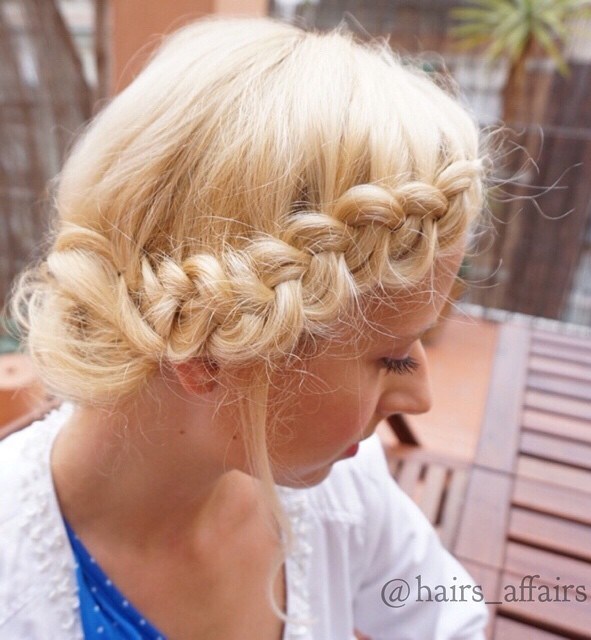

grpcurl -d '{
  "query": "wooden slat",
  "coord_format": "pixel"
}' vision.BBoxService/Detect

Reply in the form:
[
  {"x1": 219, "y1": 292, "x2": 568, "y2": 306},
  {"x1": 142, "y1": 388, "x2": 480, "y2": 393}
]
[
  {"x1": 475, "y1": 324, "x2": 531, "y2": 472},
  {"x1": 478, "y1": 321, "x2": 591, "y2": 637},
  {"x1": 520, "y1": 431, "x2": 591, "y2": 470},
  {"x1": 457, "y1": 559, "x2": 501, "y2": 640},
  {"x1": 394, "y1": 460, "x2": 422, "y2": 497},
  {"x1": 494, "y1": 616, "x2": 572, "y2": 639},
  {"x1": 461, "y1": 561, "x2": 502, "y2": 607},
  {"x1": 524, "y1": 390, "x2": 591, "y2": 422},
  {"x1": 517, "y1": 455, "x2": 591, "y2": 492},
  {"x1": 532, "y1": 330, "x2": 591, "y2": 352},
  {"x1": 498, "y1": 568, "x2": 591, "y2": 639},
  {"x1": 522, "y1": 409, "x2": 591, "y2": 443},
  {"x1": 438, "y1": 468, "x2": 469, "y2": 550},
  {"x1": 417, "y1": 464, "x2": 447, "y2": 523},
  {"x1": 454, "y1": 468, "x2": 513, "y2": 568},
  {"x1": 529, "y1": 354, "x2": 591, "y2": 384},
  {"x1": 530, "y1": 341, "x2": 591, "y2": 367},
  {"x1": 513, "y1": 477, "x2": 591, "y2": 525},
  {"x1": 504, "y1": 542, "x2": 590, "y2": 603},
  {"x1": 388, "y1": 413, "x2": 420, "y2": 445},
  {"x1": 508, "y1": 507, "x2": 591, "y2": 563},
  {"x1": 505, "y1": 542, "x2": 591, "y2": 604},
  {"x1": 390, "y1": 445, "x2": 470, "y2": 469},
  {"x1": 527, "y1": 372, "x2": 591, "y2": 402}
]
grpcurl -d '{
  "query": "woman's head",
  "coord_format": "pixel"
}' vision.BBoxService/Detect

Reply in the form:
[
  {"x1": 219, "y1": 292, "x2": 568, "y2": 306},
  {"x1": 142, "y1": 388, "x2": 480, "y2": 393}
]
[{"x1": 12, "y1": 16, "x2": 487, "y2": 406}]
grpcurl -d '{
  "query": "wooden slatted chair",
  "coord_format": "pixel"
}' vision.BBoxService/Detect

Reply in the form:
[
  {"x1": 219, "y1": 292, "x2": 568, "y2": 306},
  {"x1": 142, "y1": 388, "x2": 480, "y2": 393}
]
[{"x1": 387, "y1": 445, "x2": 471, "y2": 550}]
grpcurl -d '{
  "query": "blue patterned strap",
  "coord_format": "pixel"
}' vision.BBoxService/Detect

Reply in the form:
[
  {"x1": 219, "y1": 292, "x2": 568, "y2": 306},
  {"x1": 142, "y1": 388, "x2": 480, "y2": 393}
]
[{"x1": 64, "y1": 519, "x2": 166, "y2": 640}]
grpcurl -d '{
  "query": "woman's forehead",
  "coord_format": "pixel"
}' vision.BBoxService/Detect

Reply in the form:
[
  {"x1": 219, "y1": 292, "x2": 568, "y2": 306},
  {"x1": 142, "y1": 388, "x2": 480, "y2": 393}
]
[
  {"x1": 366, "y1": 250, "x2": 462, "y2": 327},
  {"x1": 362, "y1": 291, "x2": 445, "y2": 342},
  {"x1": 306, "y1": 292, "x2": 443, "y2": 363}
]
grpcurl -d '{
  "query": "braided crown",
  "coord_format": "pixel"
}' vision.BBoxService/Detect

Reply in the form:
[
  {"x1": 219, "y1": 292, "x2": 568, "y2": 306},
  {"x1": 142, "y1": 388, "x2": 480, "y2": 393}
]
[{"x1": 48, "y1": 159, "x2": 481, "y2": 367}]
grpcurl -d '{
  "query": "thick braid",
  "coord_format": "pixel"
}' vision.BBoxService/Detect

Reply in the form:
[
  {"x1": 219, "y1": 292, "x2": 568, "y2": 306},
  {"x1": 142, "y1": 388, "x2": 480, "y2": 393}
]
[
  {"x1": 45, "y1": 159, "x2": 478, "y2": 372},
  {"x1": 141, "y1": 254, "x2": 232, "y2": 358},
  {"x1": 191, "y1": 162, "x2": 476, "y2": 358},
  {"x1": 138, "y1": 237, "x2": 355, "y2": 363}
]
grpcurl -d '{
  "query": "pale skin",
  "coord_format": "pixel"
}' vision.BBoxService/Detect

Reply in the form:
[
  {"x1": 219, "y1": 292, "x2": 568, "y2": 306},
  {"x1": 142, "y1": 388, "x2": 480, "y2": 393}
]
[{"x1": 50, "y1": 246, "x2": 464, "y2": 640}]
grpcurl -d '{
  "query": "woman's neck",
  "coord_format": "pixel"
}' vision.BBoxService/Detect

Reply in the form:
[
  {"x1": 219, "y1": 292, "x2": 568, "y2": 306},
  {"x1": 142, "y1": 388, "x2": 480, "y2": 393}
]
[{"x1": 50, "y1": 374, "x2": 265, "y2": 555}]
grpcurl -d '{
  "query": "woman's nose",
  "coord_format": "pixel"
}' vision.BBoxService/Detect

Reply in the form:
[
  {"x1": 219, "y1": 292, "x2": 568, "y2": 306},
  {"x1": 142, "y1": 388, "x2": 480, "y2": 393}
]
[{"x1": 379, "y1": 341, "x2": 433, "y2": 417}]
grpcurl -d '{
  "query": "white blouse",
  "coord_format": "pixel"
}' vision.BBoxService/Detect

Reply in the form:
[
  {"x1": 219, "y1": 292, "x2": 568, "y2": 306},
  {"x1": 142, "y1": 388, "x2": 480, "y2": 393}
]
[{"x1": 0, "y1": 403, "x2": 487, "y2": 639}]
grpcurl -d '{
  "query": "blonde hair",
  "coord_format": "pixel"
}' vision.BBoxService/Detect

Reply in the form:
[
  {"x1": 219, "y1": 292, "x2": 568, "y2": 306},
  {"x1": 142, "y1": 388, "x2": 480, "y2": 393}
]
[{"x1": 10, "y1": 16, "x2": 490, "y2": 626}]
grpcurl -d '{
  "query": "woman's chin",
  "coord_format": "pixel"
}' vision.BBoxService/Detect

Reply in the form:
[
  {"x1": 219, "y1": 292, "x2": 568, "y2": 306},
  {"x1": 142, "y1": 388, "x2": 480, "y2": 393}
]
[{"x1": 273, "y1": 463, "x2": 335, "y2": 489}]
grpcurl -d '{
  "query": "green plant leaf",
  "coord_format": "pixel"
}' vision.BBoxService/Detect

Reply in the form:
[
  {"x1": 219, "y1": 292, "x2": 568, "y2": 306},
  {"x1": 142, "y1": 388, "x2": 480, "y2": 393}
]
[
  {"x1": 449, "y1": 0, "x2": 590, "y2": 75},
  {"x1": 532, "y1": 22, "x2": 570, "y2": 75}
]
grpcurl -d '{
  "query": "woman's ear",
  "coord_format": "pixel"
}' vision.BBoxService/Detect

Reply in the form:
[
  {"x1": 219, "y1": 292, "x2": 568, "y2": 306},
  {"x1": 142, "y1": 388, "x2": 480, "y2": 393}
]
[{"x1": 173, "y1": 358, "x2": 219, "y2": 395}]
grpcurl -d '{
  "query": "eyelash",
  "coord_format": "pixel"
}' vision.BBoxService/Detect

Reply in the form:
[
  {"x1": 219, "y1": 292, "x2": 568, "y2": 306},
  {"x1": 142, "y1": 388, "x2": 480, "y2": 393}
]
[{"x1": 381, "y1": 356, "x2": 420, "y2": 375}]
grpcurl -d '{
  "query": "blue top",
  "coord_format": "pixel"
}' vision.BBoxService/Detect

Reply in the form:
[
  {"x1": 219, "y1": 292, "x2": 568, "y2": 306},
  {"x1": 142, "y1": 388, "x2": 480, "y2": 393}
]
[{"x1": 64, "y1": 519, "x2": 166, "y2": 640}]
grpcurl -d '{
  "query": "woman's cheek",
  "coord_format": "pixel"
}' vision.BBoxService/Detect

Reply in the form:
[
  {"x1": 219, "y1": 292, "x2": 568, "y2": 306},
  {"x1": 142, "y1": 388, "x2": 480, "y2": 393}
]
[{"x1": 325, "y1": 395, "x2": 376, "y2": 440}]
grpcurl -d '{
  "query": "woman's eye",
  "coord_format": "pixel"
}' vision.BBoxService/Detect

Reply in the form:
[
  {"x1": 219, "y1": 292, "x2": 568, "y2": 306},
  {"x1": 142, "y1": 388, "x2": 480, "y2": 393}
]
[{"x1": 381, "y1": 356, "x2": 420, "y2": 375}]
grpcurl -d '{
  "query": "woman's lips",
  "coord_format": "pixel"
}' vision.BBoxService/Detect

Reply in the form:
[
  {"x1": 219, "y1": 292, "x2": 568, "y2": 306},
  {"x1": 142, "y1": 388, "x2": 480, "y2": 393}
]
[{"x1": 344, "y1": 443, "x2": 359, "y2": 457}]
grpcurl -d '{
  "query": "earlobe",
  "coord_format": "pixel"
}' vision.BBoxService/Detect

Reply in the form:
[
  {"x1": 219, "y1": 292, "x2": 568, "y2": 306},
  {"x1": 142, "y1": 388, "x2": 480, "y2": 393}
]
[{"x1": 173, "y1": 358, "x2": 219, "y2": 395}]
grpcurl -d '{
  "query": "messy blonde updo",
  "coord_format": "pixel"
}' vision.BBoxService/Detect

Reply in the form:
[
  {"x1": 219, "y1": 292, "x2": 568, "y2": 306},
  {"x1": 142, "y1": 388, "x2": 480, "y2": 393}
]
[
  {"x1": 10, "y1": 16, "x2": 490, "y2": 625},
  {"x1": 12, "y1": 17, "x2": 487, "y2": 404}
]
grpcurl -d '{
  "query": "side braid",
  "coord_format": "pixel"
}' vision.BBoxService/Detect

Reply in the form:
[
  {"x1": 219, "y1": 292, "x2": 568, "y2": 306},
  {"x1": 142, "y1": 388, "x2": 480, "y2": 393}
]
[
  {"x1": 52, "y1": 159, "x2": 478, "y2": 369},
  {"x1": 61, "y1": 158, "x2": 478, "y2": 368}
]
